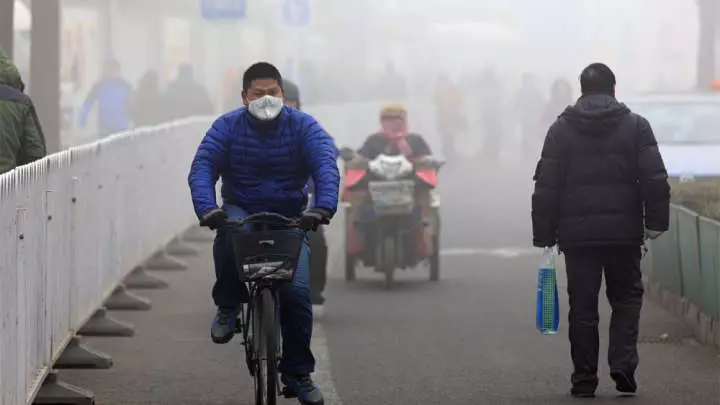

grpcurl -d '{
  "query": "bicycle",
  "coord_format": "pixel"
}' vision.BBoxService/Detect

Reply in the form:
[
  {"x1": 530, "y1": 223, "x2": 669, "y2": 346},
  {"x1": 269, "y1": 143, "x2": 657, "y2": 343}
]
[{"x1": 222, "y1": 212, "x2": 308, "y2": 405}]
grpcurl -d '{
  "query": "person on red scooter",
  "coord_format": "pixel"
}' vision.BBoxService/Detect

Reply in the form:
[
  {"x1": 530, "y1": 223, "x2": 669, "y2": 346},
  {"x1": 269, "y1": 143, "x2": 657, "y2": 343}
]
[
  {"x1": 346, "y1": 103, "x2": 436, "y2": 259},
  {"x1": 356, "y1": 103, "x2": 432, "y2": 160}
]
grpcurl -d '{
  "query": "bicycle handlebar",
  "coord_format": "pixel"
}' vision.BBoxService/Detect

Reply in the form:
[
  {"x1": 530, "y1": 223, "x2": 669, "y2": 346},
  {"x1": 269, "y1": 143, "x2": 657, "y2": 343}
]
[{"x1": 223, "y1": 212, "x2": 301, "y2": 228}]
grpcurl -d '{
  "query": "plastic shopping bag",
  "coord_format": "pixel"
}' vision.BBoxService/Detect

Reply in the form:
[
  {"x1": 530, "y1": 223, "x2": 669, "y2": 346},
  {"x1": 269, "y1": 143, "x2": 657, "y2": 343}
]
[{"x1": 536, "y1": 247, "x2": 559, "y2": 335}]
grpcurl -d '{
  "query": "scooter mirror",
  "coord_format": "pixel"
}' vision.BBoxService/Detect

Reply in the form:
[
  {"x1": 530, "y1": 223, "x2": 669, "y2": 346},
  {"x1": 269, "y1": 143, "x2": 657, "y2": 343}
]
[{"x1": 339, "y1": 147, "x2": 355, "y2": 162}]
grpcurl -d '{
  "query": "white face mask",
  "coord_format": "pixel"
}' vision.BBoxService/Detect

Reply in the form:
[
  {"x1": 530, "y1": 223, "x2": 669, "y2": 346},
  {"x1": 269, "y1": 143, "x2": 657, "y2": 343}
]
[{"x1": 247, "y1": 95, "x2": 284, "y2": 120}]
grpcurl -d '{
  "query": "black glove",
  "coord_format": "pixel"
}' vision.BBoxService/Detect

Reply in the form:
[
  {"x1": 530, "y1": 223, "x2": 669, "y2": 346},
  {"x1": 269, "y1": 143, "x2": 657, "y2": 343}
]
[
  {"x1": 199, "y1": 208, "x2": 228, "y2": 230},
  {"x1": 299, "y1": 208, "x2": 331, "y2": 231}
]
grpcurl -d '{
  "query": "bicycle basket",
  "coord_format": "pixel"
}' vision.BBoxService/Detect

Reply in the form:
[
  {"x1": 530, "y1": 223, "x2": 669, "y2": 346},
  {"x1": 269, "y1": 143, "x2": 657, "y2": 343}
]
[{"x1": 230, "y1": 229, "x2": 305, "y2": 281}]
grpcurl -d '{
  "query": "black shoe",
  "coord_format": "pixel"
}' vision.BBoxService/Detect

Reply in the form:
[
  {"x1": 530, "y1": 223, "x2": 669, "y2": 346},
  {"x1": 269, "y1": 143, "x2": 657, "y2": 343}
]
[
  {"x1": 610, "y1": 370, "x2": 637, "y2": 394},
  {"x1": 571, "y1": 375, "x2": 597, "y2": 398},
  {"x1": 570, "y1": 386, "x2": 596, "y2": 398},
  {"x1": 311, "y1": 292, "x2": 325, "y2": 305}
]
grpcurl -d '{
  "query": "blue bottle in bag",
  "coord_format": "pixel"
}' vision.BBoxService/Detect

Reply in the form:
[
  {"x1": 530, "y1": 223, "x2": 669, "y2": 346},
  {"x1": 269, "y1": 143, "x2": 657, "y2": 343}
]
[{"x1": 536, "y1": 247, "x2": 559, "y2": 335}]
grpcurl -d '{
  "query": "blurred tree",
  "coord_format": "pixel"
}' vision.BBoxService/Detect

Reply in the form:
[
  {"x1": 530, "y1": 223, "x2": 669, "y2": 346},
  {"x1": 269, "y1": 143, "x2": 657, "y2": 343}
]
[
  {"x1": 30, "y1": 0, "x2": 61, "y2": 153},
  {"x1": 0, "y1": 0, "x2": 14, "y2": 56},
  {"x1": 696, "y1": 0, "x2": 717, "y2": 90}
]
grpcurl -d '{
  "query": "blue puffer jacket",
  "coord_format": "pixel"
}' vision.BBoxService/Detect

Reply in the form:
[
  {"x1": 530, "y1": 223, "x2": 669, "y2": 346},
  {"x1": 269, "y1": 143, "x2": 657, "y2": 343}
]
[{"x1": 188, "y1": 106, "x2": 340, "y2": 219}]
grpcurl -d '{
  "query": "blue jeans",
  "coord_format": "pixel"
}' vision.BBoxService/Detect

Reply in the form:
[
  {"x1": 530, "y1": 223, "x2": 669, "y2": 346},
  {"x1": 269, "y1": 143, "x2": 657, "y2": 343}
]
[{"x1": 212, "y1": 204, "x2": 315, "y2": 375}]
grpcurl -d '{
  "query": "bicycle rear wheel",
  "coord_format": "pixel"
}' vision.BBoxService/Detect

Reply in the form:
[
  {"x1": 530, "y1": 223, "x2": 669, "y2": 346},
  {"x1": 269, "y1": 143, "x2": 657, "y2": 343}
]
[{"x1": 254, "y1": 287, "x2": 278, "y2": 405}]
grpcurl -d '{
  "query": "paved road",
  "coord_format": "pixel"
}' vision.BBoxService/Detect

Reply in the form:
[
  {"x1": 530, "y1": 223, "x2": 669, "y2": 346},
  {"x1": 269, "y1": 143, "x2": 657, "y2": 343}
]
[{"x1": 63, "y1": 159, "x2": 720, "y2": 404}]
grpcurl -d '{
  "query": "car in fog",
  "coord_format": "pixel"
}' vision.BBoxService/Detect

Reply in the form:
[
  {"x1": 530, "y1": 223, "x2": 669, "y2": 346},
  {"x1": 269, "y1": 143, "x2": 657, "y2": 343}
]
[{"x1": 625, "y1": 93, "x2": 720, "y2": 181}]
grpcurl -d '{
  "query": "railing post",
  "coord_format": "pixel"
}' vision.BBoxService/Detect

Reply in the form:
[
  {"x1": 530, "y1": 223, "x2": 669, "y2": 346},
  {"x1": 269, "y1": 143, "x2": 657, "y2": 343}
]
[{"x1": 16, "y1": 205, "x2": 28, "y2": 401}]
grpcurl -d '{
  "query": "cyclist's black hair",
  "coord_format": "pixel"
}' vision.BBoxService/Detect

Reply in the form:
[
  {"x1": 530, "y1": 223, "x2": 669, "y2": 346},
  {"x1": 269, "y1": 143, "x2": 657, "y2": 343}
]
[
  {"x1": 242, "y1": 62, "x2": 283, "y2": 92},
  {"x1": 580, "y1": 63, "x2": 616, "y2": 95}
]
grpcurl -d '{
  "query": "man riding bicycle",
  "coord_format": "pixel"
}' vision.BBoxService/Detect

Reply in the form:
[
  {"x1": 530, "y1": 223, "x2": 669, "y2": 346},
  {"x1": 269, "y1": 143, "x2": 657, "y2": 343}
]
[{"x1": 188, "y1": 62, "x2": 339, "y2": 405}]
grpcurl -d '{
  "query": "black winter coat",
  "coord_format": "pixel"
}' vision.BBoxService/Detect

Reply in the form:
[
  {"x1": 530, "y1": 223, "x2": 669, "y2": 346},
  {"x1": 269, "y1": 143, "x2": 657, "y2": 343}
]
[{"x1": 531, "y1": 94, "x2": 670, "y2": 249}]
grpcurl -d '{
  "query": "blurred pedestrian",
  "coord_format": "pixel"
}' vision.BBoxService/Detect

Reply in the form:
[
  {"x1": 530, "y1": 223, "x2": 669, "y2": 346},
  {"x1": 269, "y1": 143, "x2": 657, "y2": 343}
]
[
  {"x1": 541, "y1": 78, "x2": 574, "y2": 130},
  {"x1": 130, "y1": 70, "x2": 164, "y2": 128},
  {"x1": 531, "y1": 63, "x2": 670, "y2": 398},
  {"x1": 219, "y1": 66, "x2": 241, "y2": 113},
  {"x1": 375, "y1": 61, "x2": 407, "y2": 101},
  {"x1": 79, "y1": 59, "x2": 133, "y2": 137},
  {"x1": 0, "y1": 46, "x2": 46, "y2": 174},
  {"x1": 284, "y1": 78, "x2": 330, "y2": 306},
  {"x1": 513, "y1": 73, "x2": 546, "y2": 159},
  {"x1": 478, "y1": 67, "x2": 505, "y2": 161},
  {"x1": 163, "y1": 63, "x2": 214, "y2": 121},
  {"x1": 433, "y1": 73, "x2": 465, "y2": 161},
  {"x1": 223, "y1": 66, "x2": 245, "y2": 113}
]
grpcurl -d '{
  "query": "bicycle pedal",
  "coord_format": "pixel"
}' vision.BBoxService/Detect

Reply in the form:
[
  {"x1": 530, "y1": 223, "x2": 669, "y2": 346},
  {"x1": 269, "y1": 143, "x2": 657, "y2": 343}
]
[{"x1": 281, "y1": 386, "x2": 298, "y2": 398}]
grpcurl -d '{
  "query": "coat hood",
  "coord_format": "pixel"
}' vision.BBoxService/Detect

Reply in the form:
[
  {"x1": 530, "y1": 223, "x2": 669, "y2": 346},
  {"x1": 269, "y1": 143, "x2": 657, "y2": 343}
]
[
  {"x1": 560, "y1": 94, "x2": 630, "y2": 136},
  {"x1": 0, "y1": 46, "x2": 24, "y2": 90}
]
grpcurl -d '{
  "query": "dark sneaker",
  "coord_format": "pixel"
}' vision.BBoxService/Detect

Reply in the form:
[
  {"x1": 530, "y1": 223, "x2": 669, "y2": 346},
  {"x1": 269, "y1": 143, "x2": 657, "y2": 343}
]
[
  {"x1": 571, "y1": 375, "x2": 597, "y2": 398},
  {"x1": 610, "y1": 370, "x2": 637, "y2": 394},
  {"x1": 570, "y1": 386, "x2": 596, "y2": 398},
  {"x1": 210, "y1": 307, "x2": 239, "y2": 344},
  {"x1": 282, "y1": 374, "x2": 324, "y2": 405},
  {"x1": 311, "y1": 292, "x2": 326, "y2": 305}
]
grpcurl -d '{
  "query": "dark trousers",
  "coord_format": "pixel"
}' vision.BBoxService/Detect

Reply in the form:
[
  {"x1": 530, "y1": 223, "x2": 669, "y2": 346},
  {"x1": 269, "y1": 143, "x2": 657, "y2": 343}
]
[
  {"x1": 308, "y1": 226, "x2": 328, "y2": 297},
  {"x1": 564, "y1": 246, "x2": 644, "y2": 384}
]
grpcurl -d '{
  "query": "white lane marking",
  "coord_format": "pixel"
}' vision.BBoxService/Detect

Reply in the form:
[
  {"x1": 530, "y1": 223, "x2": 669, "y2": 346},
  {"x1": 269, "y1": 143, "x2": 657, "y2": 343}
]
[
  {"x1": 310, "y1": 244, "x2": 343, "y2": 405},
  {"x1": 327, "y1": 222, "x2": 537, "y2": 261},
  {"x1": 440, "y1": 247, "x2": 538, "y2": 258},
  {"x1": 311, "y1": 319, "x2": 343, "y2": 405}
]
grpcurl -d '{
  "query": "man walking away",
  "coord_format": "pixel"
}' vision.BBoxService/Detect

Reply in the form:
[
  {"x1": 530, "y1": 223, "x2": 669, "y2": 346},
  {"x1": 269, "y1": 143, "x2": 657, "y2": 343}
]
[
  {"x1": 79, "y1": 59, "x2": 133, "y2": 137},
  {"x1": 531, "y1": 63, "x2": 670, "y2": 398},
  {"x1": 0, "y1": 46, "x2": 46, "y2": 174}
]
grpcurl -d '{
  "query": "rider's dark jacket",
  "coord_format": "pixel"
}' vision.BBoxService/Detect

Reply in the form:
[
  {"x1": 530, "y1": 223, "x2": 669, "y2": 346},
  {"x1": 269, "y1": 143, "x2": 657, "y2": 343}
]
[{"x1": 357, "y1": 133, "x2": 432, "y2": 160}]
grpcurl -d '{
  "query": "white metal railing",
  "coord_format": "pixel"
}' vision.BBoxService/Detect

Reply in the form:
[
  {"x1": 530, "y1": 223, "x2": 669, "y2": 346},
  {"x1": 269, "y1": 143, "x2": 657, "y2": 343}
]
[{"x1": 0, "y1": 117, "x2": 211, "y2": 405}]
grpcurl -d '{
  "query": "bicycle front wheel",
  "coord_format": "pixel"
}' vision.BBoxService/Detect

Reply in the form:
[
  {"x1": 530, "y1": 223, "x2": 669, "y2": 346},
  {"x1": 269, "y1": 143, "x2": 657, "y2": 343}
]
[{"x1": 255, "y1": 287, "x2": 278, "y2": 405}]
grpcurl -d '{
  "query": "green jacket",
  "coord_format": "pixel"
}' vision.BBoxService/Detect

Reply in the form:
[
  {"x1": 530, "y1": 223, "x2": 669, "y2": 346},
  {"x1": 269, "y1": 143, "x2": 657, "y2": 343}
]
[{"x1": 0, "y1": 46, "x2": 46, "y2": 175}]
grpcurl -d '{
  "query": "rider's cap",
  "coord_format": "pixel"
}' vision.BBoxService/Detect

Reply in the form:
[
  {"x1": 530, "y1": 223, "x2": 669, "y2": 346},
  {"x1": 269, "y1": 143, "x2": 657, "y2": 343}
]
[{"x1": 380, "y1": 103, "x2": 407, "y2": 120}]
